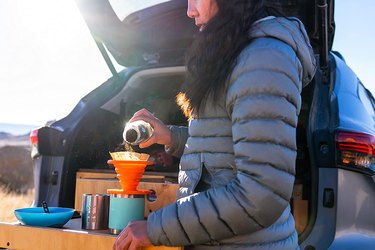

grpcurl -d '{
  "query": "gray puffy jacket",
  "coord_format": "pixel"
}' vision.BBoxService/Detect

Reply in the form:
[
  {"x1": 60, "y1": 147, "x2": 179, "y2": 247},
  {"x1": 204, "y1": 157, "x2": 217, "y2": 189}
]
[{"x1": 147, "y1": 16, "x2": 316, "y2": 249}]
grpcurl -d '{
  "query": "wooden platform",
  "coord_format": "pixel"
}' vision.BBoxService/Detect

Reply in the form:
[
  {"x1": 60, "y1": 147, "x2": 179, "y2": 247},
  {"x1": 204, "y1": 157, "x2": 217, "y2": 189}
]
[
  {"x1": 0, "y1": 219, "x2": 181, "y2": 250},
  {"x1": 0, "y1": 170, "x2": 181, "y2": 250}
]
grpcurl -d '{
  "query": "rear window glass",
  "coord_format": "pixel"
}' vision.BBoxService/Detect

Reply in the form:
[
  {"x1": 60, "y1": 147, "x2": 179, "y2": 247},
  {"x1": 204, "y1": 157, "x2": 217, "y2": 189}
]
[
  {"x1": 109, "y1": 0, "x2": 171, "y2": 21},
  {"x1": 358, "y1": 81, "x2": 375, "y2": 117}
]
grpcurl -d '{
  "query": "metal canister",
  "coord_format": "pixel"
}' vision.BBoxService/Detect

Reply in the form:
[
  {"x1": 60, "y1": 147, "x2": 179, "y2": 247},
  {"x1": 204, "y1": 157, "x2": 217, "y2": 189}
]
[
  {"x1": 108, "y1": 193, "x2": 145, "y2": 235},
  {"x1": 81, "y1": 194, "x2": 110, "y2": 230}
]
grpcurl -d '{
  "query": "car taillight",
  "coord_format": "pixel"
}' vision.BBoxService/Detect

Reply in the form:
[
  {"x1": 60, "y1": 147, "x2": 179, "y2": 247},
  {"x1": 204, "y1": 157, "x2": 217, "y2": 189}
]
[
  {"x1": 30, "y1": 129, "x2": 38, "y2": 145},
  {"x1": 336, "y1": 131, "x2": 375, "y2": 174},
  {"x1": 30, "y1": 128, "x2": 40, "y2": 158}
]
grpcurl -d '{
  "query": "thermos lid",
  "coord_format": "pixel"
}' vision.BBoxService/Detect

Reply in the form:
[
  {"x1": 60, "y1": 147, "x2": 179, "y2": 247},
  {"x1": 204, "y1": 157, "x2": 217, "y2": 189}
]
[
  {"x1": 109, "y1": 193, "x2": 146, "y2": 198},
  {"x1": 125, "y1": 129, "x2": 138, "y2": 143},
  {"x1": 107, "y1": 188, "x2": 151, "y2": 195}
]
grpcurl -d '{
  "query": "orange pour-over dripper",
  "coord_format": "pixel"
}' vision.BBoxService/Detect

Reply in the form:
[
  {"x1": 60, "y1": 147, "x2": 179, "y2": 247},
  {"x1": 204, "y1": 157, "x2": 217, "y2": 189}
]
[{"x1": 107, "y1": 159, "x2": 153, "y2": 195}]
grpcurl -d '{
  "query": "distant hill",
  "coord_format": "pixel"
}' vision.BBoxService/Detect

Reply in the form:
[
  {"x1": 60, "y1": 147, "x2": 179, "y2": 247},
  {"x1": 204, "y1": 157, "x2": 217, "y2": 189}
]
[
  {"x1": 0, "y1": 132, "x2": 29, "y2": 147},
  {"x1": 0, "y1": 123, "x2": 37, "y2": 136},
  {"x1": 0, "y1": 132, "x2": 13, "y2": 140},
  {"x1": 0, "y1": 127, "x2": 33, "y2": 193}
]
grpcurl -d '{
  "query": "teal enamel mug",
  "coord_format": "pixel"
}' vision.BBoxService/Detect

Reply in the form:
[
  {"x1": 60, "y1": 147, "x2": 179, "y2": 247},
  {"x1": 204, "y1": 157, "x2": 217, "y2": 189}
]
[{"x1": 108, "y1": 194, "x2": 145, "y2": 235}]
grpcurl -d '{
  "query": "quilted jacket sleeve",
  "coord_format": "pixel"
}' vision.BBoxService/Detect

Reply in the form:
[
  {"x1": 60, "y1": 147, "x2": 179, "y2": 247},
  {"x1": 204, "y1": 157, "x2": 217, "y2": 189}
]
[
  {"x1": 164, "y1": 125, "x2": 189, "y2": 158},
  {"x1": 147, "y1": 37, "x2": 304, "y2": 246}
]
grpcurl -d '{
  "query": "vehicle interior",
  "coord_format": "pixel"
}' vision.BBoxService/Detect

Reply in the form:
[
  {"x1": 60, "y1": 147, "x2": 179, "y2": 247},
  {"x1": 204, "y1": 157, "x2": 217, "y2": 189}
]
[{"x1": 68, "y1": 67, "x2": 188, "y2": 173}]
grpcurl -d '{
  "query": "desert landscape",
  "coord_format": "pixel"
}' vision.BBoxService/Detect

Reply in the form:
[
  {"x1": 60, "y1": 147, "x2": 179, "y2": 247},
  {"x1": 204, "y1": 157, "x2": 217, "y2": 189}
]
[{"x1": 0, "y1": 132, "x2": 34, "y2": 222}]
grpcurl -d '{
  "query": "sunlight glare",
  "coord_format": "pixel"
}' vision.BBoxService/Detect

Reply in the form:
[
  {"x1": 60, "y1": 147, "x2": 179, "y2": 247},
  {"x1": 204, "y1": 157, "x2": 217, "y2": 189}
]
[{"x1": 0, "y1": 0, "x2": 110, "y2": 125}]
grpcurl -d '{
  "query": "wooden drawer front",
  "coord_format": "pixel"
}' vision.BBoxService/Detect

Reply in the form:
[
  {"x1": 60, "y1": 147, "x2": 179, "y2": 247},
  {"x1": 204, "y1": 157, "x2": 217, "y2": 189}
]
[{"x1": 0, "y1": 220, "x2": 182, "y2": 250}]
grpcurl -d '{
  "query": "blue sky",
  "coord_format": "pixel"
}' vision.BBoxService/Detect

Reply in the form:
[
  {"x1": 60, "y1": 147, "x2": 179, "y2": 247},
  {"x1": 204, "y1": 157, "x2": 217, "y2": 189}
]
[
  {"x1": 333, "y1": 0, "x2": 374, "y2": 91},
  {"x1": 0, "y1": 0, "x2": 374, "y2": 126}
]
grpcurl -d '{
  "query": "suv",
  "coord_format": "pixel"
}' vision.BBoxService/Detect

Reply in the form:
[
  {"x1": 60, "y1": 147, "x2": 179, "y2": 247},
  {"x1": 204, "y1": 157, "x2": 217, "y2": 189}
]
[{"x1": 30, "y1": 0, "x2": 375, "y2": 249}]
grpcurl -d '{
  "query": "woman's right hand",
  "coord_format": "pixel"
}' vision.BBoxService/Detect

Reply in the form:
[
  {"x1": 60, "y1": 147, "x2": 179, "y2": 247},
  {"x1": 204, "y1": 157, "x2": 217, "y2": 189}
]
[{"x1": 128, "y1": 108, "x2": 172, "y2": 148}]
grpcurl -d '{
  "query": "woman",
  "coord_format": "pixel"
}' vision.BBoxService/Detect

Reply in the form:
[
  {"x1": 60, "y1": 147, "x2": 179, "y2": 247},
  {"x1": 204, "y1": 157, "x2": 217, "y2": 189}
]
[{"x1": 114, "y1": 0, "x2": 316, "y2": 249}]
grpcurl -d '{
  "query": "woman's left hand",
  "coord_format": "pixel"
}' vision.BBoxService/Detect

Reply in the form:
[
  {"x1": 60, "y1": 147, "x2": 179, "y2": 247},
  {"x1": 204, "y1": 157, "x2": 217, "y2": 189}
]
[{"x1": 113, "y1": 220, "x2": 152, "y2": 250}]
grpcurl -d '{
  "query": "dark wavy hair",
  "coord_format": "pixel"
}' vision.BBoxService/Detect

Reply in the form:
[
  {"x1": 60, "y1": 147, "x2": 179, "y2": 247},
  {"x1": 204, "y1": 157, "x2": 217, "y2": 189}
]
[{"x1": 177, "y1": 0, "x2": 278, "y2": 118}]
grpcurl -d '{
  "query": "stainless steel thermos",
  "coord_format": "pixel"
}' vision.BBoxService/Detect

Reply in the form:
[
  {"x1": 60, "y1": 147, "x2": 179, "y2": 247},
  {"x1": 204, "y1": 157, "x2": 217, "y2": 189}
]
[{"x1": 123, "y1": 120, "x2": 154, "y2": 145}]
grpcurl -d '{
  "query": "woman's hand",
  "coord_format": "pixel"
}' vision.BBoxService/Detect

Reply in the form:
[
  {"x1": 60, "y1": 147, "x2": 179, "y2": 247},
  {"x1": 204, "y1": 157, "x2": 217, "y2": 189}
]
[
  {"x1": 128, "y1": 108, "x2": 172, "y2": 148},
  {"x1": 113, "y1": 220, "x2": 152, "y2": 250}
]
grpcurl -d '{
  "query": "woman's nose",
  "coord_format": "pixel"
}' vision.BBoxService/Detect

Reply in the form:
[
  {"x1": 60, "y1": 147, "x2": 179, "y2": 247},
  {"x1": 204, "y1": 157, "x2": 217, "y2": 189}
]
[{"x1": 187, "y1": 0, "x2": 198, "y2": 18}]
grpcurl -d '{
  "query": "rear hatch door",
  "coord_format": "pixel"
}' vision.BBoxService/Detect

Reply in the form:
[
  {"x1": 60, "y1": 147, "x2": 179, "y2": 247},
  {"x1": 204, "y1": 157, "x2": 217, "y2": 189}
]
[{"x1": 74, "y1": 0, "x2": 197, "y2": 67}]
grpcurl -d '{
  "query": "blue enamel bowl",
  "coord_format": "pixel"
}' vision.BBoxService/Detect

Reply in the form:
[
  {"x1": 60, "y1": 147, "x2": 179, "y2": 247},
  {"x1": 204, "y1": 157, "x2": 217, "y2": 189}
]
[{"x1": 14, "y1": 207, "x2": 75, "y2": 228}]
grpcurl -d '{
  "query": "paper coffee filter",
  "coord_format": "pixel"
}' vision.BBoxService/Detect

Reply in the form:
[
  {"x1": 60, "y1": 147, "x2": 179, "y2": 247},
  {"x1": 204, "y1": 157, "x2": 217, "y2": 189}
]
[{"x1": 109, "y1": 151, "x2": 150, "y2": 161}]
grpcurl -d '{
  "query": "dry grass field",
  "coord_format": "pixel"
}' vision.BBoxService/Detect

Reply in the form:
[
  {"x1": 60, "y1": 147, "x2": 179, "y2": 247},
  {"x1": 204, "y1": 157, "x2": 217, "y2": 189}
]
[
  {"x1": 0, "y1": 134, "x2": 34, "y2": 223},
  {"x1": 0, "y1": 187, "x2": 34, "y2": 222}
]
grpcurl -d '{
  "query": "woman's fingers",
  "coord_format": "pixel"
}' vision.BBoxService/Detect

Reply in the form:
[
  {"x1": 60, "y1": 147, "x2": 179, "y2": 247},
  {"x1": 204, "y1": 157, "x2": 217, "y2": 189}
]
[
  {"x1": 128, "y1": 240, "x2": 139, "y2": 250},
  {"x1": 118, "y1": 237, "x2": 132, "y2": 250},
  {"x1": 126, "y1": 108, "x2": 172, "y2": 147},
  {"x1": 138, "y1": 137, "x2": 156, "y2": 148},
  {"x1": 129, "y1": 109, "x2": 154, "y2": 123},
  {"x1": 113, "y1": 221, "x2": 151, "y2": 250},
  {"x1": 113, "y1": 228, "x2": 131, "y2": 250}
]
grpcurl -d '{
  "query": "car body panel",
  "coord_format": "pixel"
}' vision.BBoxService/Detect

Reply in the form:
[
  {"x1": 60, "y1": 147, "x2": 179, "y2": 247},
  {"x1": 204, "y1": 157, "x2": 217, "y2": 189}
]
[{"x1": 299, "y1": 168, "x2": 338, "y2": 249}]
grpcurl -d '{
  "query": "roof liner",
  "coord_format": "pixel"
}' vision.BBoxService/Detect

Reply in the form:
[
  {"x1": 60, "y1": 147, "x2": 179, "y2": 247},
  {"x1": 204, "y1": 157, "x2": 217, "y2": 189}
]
[{"x1": 75, "y1": 0, "x2": 335, "y2": 67}]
